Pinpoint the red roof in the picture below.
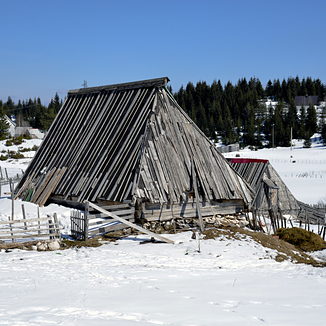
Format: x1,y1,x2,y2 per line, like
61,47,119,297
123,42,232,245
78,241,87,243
229,158,268,164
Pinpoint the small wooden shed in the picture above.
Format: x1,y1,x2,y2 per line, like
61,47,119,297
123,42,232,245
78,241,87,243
15,77,254,229
227,158,300,216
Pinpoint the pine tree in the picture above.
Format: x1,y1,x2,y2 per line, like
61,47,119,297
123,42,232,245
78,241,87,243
243,104,255,146
222,105,235,145
281,78,288,102
300,78,307,96
306,103,318,136
53,93,61,113
322,123,326,145
265,80,273,98
299,106,306,139
274,101,289,147
197,101,208,136
0,105,9,140
286,97,299,138
273,79,282,100
306,77,316,95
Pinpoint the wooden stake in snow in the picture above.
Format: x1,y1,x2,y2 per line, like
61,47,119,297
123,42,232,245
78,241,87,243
85,201,174,244
10,179,14,222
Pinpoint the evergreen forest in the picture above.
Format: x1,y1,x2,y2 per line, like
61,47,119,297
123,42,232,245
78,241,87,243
1,77,326,147
0,93,62,140
173,76,326,148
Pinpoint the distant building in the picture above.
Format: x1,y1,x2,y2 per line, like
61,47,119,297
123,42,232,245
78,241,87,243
217,143,239,153
295,95,319,109
27,128,44,139
4,115,16,137
15,127,44,139
262,98,278,109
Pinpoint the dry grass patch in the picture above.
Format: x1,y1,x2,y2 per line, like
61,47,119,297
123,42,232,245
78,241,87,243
276,227,326,252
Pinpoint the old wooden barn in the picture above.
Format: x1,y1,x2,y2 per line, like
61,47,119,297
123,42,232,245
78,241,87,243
15,77,255,237
227,158,300,231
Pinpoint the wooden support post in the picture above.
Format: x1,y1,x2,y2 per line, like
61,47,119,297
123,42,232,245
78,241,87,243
307,211,310,232
10,179,14,222
322,226,326,241
261,212,269,234
279,211,283,229
86,201,174,244
192,158,204,232
275,209,280,230
268,209,277,234
245,211,252,229
21,204,27,230
251,208,258,230
37,206,41,235
84,202,89,241
168,183,176,234
254,210,264,232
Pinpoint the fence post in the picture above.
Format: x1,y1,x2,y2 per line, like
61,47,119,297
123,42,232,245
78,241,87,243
53,213,60,239
22,204,27,230
48,214,54,240
84,202,89,241
5,168,9,182
8,216,14,243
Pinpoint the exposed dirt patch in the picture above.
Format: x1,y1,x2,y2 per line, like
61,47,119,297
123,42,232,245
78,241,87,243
62,237,105,249
202,227,326,267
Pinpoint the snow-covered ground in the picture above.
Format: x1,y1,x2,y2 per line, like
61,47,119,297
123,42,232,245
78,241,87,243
0,138,326,325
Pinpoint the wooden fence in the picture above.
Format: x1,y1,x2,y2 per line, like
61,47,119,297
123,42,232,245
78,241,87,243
71,203,135,240
297,201,326,238
0,213,60,244
0,166,24,197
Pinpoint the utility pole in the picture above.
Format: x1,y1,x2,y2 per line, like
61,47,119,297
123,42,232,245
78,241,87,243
272,124,274,150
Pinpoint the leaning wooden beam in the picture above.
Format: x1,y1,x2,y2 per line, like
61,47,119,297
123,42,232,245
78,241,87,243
85,201,174,244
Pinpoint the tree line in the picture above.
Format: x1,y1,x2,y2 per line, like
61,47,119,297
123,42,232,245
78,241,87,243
0,93,63,139
1,77,326,147
172,76,326,147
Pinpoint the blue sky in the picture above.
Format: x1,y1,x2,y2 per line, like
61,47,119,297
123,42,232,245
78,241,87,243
1,0,326,105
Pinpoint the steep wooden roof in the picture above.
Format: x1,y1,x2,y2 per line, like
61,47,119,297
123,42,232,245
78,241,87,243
15,78,254,206
228,158,299,213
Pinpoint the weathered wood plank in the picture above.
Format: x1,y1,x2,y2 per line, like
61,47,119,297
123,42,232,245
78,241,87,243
0,232,60,241
0,217,53,225
86,201,174,244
